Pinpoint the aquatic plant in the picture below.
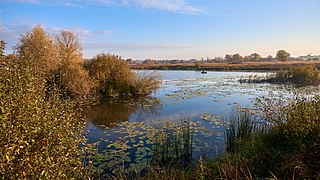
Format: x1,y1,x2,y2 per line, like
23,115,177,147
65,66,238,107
240,65,320,86
150,118,193,168
222,96,320,179
85,119,195,179
225,108,269,153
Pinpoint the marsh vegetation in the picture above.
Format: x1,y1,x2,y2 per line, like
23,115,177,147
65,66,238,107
240,65,320,86
1,26,319,179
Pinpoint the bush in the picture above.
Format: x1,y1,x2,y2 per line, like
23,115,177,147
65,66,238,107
86,53,160,97
14,25,60,76
58,62,94,98
0,56,87,178
85,53,135,97
132,71,160,95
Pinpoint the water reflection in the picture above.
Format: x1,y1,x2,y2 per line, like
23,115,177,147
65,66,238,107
82,96,162,128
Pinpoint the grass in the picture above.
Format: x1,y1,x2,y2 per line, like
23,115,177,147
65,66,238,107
240,65,320,86
150,118,193,168
220,97,320,179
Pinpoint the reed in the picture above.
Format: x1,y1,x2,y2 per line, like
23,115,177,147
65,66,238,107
240,65,320,86
151,118,193,168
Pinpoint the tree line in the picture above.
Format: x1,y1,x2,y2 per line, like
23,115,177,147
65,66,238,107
130,50,293,65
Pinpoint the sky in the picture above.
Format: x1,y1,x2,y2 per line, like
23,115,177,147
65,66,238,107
1,0,320,60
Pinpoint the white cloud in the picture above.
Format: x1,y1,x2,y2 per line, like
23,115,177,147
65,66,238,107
47,27,114,37
63,2,84,8
83,41,192,51
7,0,202,14
126,0,202,14
0,22,114,54
94,30,114,34
6,0,39,3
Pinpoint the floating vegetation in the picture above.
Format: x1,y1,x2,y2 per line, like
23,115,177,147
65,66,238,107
84,116,227,178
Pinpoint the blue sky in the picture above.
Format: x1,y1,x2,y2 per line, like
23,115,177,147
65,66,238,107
1,0,319,59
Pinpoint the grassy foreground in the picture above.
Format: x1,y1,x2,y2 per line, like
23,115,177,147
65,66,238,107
89,96,320,179
133,96,320,179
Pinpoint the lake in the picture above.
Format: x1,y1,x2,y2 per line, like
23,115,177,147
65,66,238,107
82,70,320,175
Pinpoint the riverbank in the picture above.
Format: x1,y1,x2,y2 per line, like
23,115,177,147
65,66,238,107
130,60,320,71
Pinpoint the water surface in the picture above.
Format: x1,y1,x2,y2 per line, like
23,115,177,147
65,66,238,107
83,70,320,174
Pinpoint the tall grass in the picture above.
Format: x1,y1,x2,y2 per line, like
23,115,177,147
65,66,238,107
139,97,320,179
151,118,193,168
272,65,320,85
240,65,320,86
223,97,320,179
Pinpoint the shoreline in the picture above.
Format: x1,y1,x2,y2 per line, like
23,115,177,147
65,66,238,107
130,60,320,71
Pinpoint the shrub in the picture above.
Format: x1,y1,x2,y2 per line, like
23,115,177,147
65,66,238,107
14,25,60,76
86,53,135,97
132,71,160,95
58,62,94,98
0,58,87,178
86,53,160,97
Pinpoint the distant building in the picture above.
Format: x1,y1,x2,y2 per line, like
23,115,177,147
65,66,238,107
299,55,320,61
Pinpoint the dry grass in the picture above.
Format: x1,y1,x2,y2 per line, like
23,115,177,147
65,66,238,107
131,61,320,71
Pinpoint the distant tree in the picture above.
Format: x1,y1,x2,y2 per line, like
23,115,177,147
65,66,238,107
249,53,262,61
276,50,290,61
232,53,243,63
15,25,59,74
213,57,224,63
244,55,251,62
142,59,155,65
267,55,273,60
126,59,133,64
225,54,233,62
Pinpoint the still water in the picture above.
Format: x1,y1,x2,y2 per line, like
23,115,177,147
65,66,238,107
83,70,319,174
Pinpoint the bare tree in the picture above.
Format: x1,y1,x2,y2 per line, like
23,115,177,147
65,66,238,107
55,30,82,65
55,30,93,98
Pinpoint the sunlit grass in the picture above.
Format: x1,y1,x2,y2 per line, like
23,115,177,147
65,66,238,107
240,65,320,86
